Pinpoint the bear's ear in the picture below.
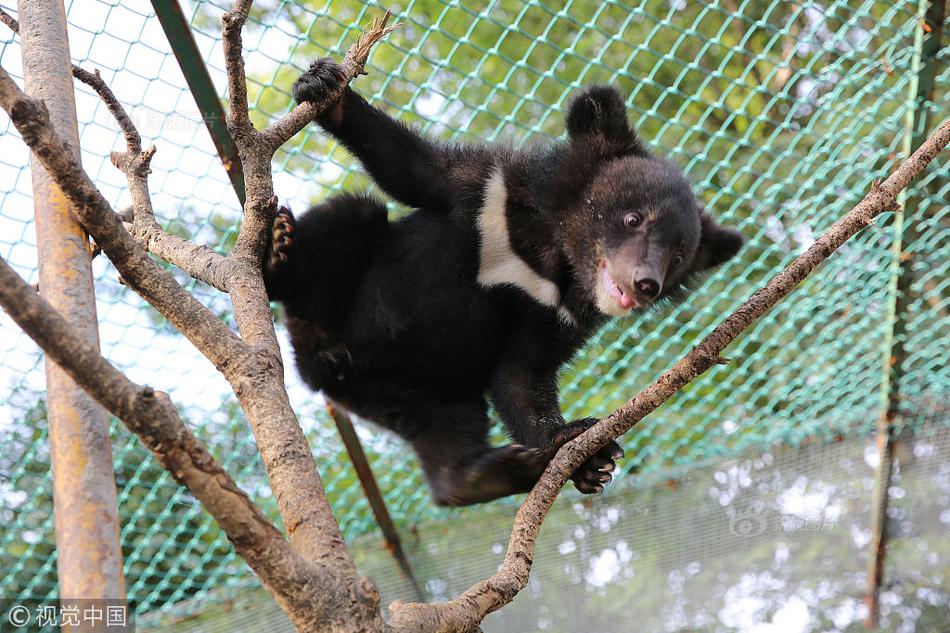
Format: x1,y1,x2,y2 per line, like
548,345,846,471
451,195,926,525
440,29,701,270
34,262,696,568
692,212,744,271
565,85,644,156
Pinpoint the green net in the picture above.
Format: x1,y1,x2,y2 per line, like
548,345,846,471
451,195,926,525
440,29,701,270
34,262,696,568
0,0,946,629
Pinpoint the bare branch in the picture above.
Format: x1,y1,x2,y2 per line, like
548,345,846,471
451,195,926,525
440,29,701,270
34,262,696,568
3,9,231,289
215,7,391,629
0,6,19,33
4,13,387,627
227,9,396,272
0,67,248,376
112,145,231,292
72,66,141,152
221,0,256,141
388,119,950,631
263,11,397,150
69,39,229,290
0,254,340,631
121,176,229,291
3,8,137,152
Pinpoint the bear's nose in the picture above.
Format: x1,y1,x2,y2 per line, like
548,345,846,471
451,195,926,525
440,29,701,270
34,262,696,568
635,278,661,299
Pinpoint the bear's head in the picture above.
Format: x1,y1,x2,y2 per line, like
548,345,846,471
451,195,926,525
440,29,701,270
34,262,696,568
569,155,743,316
555,86,743,316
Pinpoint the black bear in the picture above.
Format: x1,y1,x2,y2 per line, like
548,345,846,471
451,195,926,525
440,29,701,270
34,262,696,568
265,58,743,506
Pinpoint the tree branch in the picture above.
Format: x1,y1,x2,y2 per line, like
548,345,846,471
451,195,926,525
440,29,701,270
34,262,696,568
0,7,18,34
0,68,249,376
218,0,396,570
71,66,141,152
211,5,396,630
262,11,397,151
0,255,336,630
1,10,233,291
112,143,231,292
3,8,139,155
221,0,256,142
4,5,396,629
86,71,232,292
387,119,950,631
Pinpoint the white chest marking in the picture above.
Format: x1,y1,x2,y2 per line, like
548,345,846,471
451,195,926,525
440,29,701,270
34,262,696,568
476,170,576,327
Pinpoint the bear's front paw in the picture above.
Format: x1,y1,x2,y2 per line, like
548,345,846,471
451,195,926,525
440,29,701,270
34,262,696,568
552,417,624,495
292,57,347,105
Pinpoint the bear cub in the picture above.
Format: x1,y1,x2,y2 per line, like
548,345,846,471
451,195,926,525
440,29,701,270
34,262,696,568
265,57,743,506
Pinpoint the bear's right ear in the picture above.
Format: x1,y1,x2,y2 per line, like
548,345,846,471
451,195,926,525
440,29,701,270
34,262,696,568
565,85,644,156
691,212,744,272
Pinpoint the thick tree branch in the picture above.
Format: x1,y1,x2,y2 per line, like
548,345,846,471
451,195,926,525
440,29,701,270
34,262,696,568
2,10,389,628
6,5,395,629
387,119,950,631
0,255,347,630
213,5,395,630
219,0,395,558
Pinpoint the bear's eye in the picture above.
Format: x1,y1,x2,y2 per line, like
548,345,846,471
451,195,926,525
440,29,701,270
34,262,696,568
672,252,685,267
623,212,642,229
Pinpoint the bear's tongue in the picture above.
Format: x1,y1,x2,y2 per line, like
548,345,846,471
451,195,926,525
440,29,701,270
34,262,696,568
600,264,635,310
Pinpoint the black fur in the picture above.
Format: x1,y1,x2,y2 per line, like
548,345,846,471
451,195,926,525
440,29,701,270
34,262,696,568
268,58,743,506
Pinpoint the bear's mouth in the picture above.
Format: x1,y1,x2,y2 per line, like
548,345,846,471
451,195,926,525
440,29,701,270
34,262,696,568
596,260,639,314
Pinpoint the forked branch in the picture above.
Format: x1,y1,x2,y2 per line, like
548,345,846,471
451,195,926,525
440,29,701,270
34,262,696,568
0,5,396,630
0,255,328,623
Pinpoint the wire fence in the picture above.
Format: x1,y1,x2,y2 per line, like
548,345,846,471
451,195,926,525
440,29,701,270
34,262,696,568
0,0,946,629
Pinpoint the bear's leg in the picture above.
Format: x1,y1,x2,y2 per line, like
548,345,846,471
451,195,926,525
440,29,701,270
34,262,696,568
410,405,550,507
332,386,550,506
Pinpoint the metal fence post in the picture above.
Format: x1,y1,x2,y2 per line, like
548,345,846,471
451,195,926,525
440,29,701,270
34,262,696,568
150,0,246,206
328,404,425,601
866,0,945,627
18,0,126,612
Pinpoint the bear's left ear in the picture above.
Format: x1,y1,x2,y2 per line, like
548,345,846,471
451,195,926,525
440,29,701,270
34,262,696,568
692,212,744,271
565,85,644,156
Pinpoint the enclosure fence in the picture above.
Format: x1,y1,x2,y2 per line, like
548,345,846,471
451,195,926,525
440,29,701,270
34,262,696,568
0,1,947,631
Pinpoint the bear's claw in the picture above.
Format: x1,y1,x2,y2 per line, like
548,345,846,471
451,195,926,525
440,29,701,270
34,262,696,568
267,205,296,272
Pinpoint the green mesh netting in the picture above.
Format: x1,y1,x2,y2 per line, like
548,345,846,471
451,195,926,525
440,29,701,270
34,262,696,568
0,0,946,629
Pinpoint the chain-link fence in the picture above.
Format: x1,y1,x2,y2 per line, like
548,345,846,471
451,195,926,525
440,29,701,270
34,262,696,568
0,0,946,631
